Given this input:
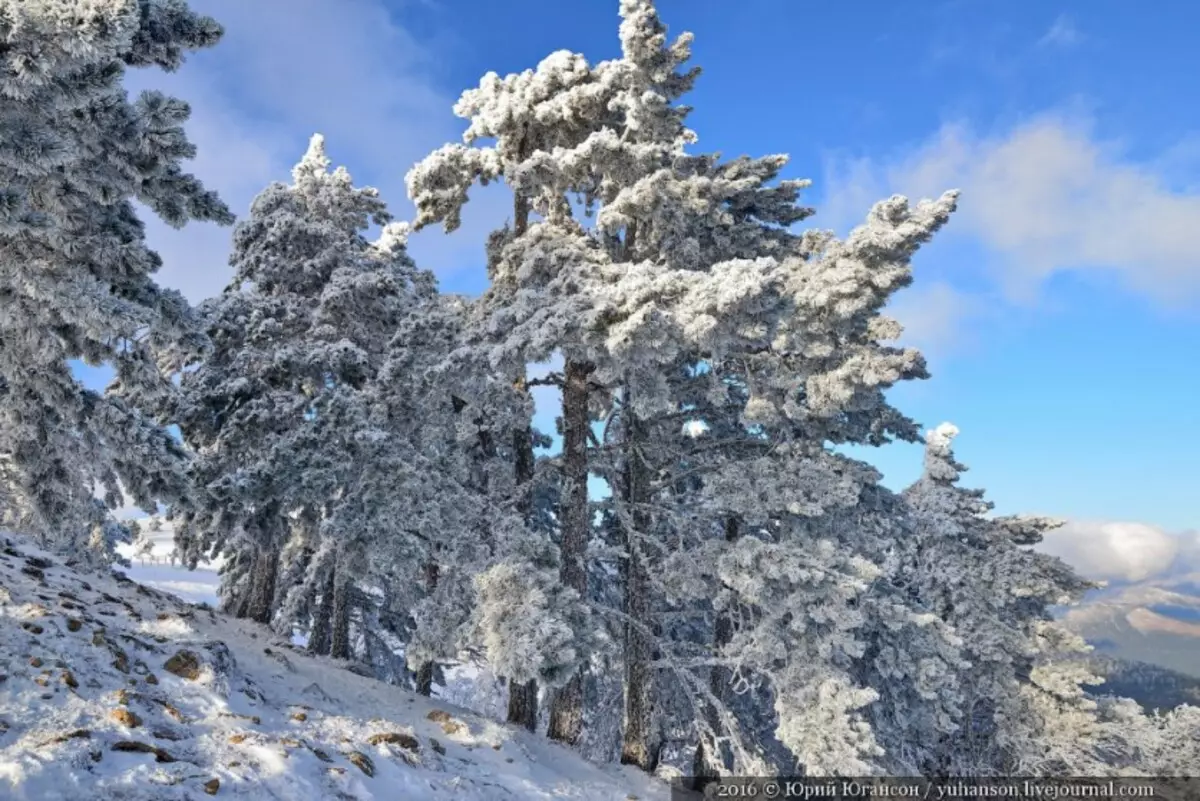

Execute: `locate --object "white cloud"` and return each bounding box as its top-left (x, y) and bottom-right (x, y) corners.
top-left (823, 114), bottom-right (1200, 311)
top-left (124, 0), bottom-right (509, 303)
top-left (886, 281), bottom-right (990, 360)
top-left (1038, 15), bottom-right (1083, 49)
top-left (1038, 520), bottom-right (1196, 583)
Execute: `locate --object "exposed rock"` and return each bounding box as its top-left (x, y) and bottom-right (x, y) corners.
top-left (346, 750), bottom-right (375, 777)
top-left (144, 673), bottom-right (159, 685)
top-left (164, 650), bottom-right (202, 680)
top-left (28, 657), bottom-right (42, 668)
top-left (311, 746), bottom-right (334, 763)
top-left (61, 670), bottom-right (77, 689)
top-left (203, 778), bottom-right (220, 795)
top-left (425, 709), bottom-right (451, 723)
top-left (110, 740), bottom-right (175, 762)
top-left (158, 701), bottom-right (185, 722)
top-left (429, 738), bottom-right (446, 755)
top-left (20, 622), bottom-right (43, 635)
top-left (228, 734), bottom-right (249, 745)
top-left (367, 732), bottom-right (419, 751)
top-left (66, 619), bottom-right (81, 632)
top-left (290, 711), bottom-right (307, 722)
top-left (39, 729), bottom-right (90, 747)
top-left (110, 708), bottom-right (142, 728)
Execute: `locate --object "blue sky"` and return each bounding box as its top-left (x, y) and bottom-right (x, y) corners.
top-left (99, 0), bottom-right (1198, 579)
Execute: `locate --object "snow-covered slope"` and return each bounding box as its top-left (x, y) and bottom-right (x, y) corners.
top-left (0, 533), bottom-right (666, 801)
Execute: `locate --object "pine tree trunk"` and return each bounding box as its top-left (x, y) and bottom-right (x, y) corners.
top-left (507, 413), bottom-right (540, 729)
top-left (415, 662), bottom-right (435, 696)
top-left (507, 677), bottom-right (538, 731)
top-left (693, 515), bottom-right (740, 783)
top-left (505, 143), bottom-right (541, 732)
top-left (620, 399), bottom-right (660, 771)
top-left (330, 572), bottom-right (352, 660)
top-left (415, 560), bottom-right (439, 696)
top-left (246, 545), bottom-right (279, 625)
top-left (309, 567), bottom-right (335, 656)
top-left (547, 358), bottom-right (593, 746)
top-left (226, 551), bottom-right (253, 619)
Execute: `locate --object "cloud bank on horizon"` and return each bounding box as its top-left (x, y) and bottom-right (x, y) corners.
top-left (1038, 521), bottom-right (1200, 585)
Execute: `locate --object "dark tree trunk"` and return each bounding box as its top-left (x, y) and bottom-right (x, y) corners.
top-left (226, 551), bottom-right (254, 619)
top-left (693, 515), bottom-right (740, 784)
top-left (330, 571), bottom-right (352, 660)
top-left (415, 560), bottom-right (439, 696)
top-left (309, 566), bottom-right (335, 656)
top-left (620, 397), bottom-right (660, 772)
top-left (507, 677), bottom-right (538, 731)
top-left (505, 142), bottom-right (541, 732)
top-left (415, 662), bottom-right (435, 696)
top-left (246, 545), bottom-right (279, 625)
top-left (547, 358), bottom-right (593, 746)
top-left (507, 409), bottom-right (540, 729)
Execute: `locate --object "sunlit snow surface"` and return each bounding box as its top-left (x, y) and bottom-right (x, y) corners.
top-left (0, 531), bottom-right (668, 800)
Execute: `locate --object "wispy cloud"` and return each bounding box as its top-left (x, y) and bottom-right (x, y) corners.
top-left (886, 281), bottom-right (992, 361)
top-left (124, 0), bottom-right (508, 304)
top-left (822, 113), bottom-right (1200, 314)
top-left (1038, 14), bottom-right (1083, 49)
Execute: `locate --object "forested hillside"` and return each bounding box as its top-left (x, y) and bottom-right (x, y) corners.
top-left (1, 0), bottom-right (1197, 794)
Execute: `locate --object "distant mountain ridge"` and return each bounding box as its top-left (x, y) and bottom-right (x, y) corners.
top-left (1058, 571), bottom-right (1200, 685)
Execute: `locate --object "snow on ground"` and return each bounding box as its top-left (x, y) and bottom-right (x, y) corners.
top-left (0, 532), bottom-right (667, 800)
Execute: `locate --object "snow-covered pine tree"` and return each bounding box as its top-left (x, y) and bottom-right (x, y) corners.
top-left (901, 423), bottom-right (1115, 775)
top-left (408, 0), bottom-right (816, 752)
top-left (407, 41), bottom-right (623, 737)
top-left (499, 2), bottom-right (964, 777)
top-left (666, 192), bottom-right (961, 779)
top-left (0, 0), bottom-right (232, 563)
top-left (175, 136), bottom-right (448, 644)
